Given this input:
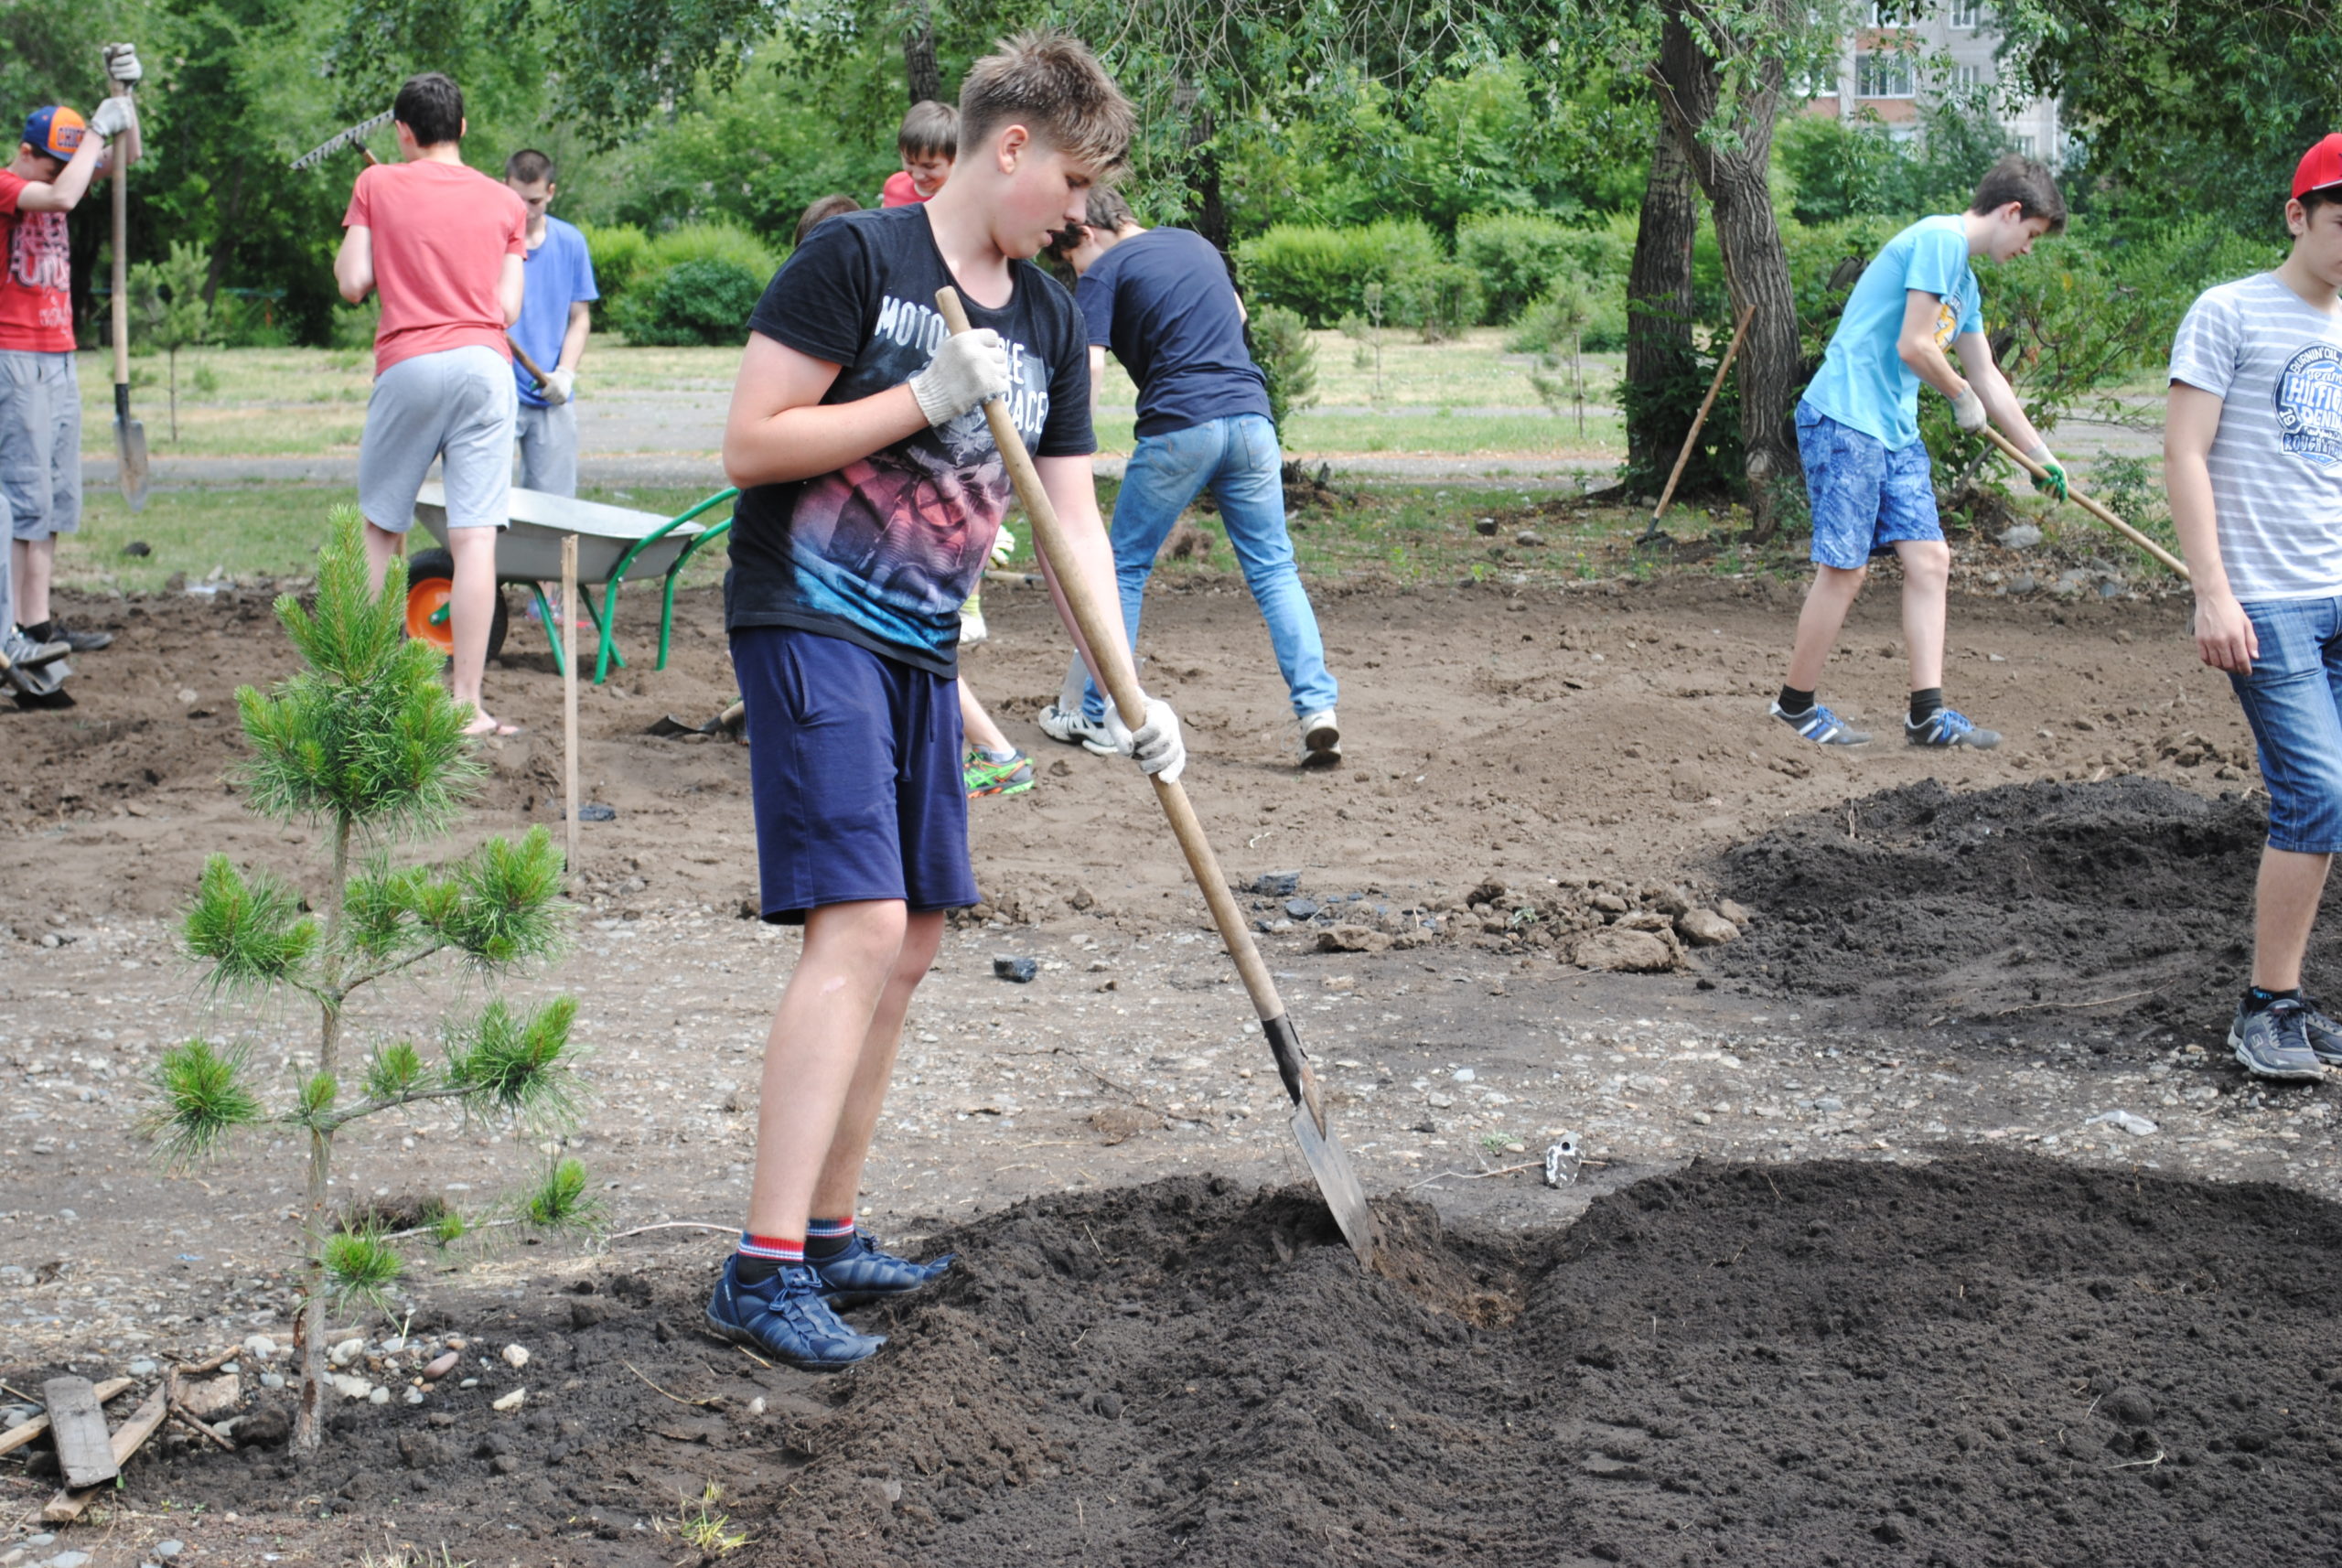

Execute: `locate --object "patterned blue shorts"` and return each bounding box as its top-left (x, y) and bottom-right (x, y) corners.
top-left (1796, 402), bottom-right (1942, 570)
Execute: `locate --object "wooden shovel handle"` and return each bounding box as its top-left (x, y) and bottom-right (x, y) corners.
top-left (1652, 303), bottom-right (1755, 525)
top-left (109, 78), bottom-right (131, 394)
top-left (932, 286), bottom-right (1325, 1128)
top-left (1979, 424), bottom-right (2190, 580)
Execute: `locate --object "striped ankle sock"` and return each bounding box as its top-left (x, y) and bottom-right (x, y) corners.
top-left (735, 1230), bottom-right (803, 1285)
top-left (804, 1214), bottom-right (857, 1261)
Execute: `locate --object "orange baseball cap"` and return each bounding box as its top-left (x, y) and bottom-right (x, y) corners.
top-left (2295, 133), bottom-right (2342, 199)
top-left (21, 107), bottom-right (86, 164)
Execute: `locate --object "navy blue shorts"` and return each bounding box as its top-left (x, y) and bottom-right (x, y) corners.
top-left (731, 627), bottom-right (976, 924)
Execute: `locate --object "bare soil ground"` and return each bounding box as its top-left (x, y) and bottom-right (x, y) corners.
top-left (7, 556), bottom-right (2341, 1566)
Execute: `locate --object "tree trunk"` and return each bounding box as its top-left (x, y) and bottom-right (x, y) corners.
top-left (1172, 74), bottom-right (1231, 256)
top-left (902, 1), bottom-right (942, 106)
top-left (1653, 0), bottom-right (1804, 540)
top-left (294, 815), bottom-right (352, 1454)
top-left (1624, 113), bottom-right (1699, 489)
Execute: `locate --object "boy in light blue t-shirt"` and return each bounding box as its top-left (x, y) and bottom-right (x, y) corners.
top-left (1773, 156), bottom-right (2068, 751)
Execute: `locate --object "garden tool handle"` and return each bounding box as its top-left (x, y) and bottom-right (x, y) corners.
top-left (109, 78), bottom-right (131, 398)
top-left (1978, 425), bottom-right (2190, 580)
top-left (934, 285), bottom-right (1327, 1132)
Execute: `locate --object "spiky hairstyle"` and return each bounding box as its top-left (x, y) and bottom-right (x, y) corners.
top-left (958, 30), bottom-right (1134, 178)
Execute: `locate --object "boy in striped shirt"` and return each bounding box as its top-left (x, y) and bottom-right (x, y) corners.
top-left (2169, 133), bottom-right (2342, 1081)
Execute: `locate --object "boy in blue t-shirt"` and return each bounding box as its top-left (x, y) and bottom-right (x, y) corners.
top-left (502, 149), bottom-right (597, 496)
top-left (1774, 156), bottom-right (2068, 750)
top-left (707, 32), bottom-right (1181, 1371)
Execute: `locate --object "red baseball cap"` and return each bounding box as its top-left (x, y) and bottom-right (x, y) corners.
top-left (2296, 134), bottom-right (2342, 199)
top-left (20, 107), bottom-right (86, 165)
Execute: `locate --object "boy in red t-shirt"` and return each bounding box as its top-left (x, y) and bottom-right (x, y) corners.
top-left (879, 101), bottom-right (956, 208)
top-left (1, 46), bottom-right (144, 697)
top-left (335, 71), bottom-right (527, 736)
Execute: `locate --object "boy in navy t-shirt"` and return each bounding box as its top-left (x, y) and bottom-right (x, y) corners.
top-left (707, 31), bottom-right (1182, 1369)
top-left (1039, 186), bottom-right (1342, 768)
top-left (1773, 156), bottom-right (2067, 751)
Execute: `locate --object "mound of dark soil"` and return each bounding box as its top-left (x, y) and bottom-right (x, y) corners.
top-left (1712, 776), bottom-right (2292, 1037)
top-left (58, 1155), bottom-right (2342, 1566)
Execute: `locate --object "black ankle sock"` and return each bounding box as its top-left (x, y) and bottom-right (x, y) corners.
top-left (1909, 687), bottom-right (1944, 724)
top-left (804, 1216), bottom-right (857, 1261)
top-left (1777, 684), bottom-right (1815, 717)
top-left (22, 619), bottom-right (53, 642)
top-left (733, 1254), bottom-right (783, 1285)
top-left (2244, 985), bottom-right (2304, 1015)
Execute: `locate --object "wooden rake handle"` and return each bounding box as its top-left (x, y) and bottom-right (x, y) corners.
top-left (932, 286), bottom-right (1327, 1132)
top-left (1651, 303), bottom-right (1756, 528)
top-left (1980, 424), bottom-right (2190, 580)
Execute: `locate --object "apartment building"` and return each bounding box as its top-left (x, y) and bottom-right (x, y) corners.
top-left (1807, 2), bottom-right (2063, 163)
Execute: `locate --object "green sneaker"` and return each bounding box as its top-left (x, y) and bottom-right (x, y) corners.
top-left (963, 748), bottom-right (1035, 799)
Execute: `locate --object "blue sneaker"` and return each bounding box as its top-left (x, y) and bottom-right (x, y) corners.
top-left (1905, 707), bottom-right (2001, 749)
top-left (1771, 700), bottom-right (1871, 746)
top-left (704, 1256), bottom-right (885, 1370)
top-left (811, 1231), bottom-right (956, 1307)
top-left (2229, 998), bottom-right (2326, 1082)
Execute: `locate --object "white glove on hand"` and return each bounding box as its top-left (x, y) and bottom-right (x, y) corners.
top-left (1103, 696), bottom-right (1186, 784)
top-left (990, 524), bottom-right (1016, 568)
top-left (908, 328), bottom-right (1009, 427)
top-left (543, 367), bottom-right (575, 406)
top-left (104, 45), bottom-right (143, 86)
top-left (87, 96), bottom-right (135, 140)
top-left (1950, 383), bottom-right (1987, 432)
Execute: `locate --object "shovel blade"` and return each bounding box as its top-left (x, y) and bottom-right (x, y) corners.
top-left (115, 406), bottom-right (148, 513)
top-left (1289, 1099), bottom-right (1378, 1267)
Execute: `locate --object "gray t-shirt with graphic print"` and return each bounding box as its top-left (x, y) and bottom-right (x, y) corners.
top-left (2170, 271), bottom-right (2342, 601)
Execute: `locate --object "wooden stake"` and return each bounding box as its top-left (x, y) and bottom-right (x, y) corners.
top-left (562, 531), bottom-right (581, 881)
top-left (1649, 303), bottom-right (1756, 536)
top-left (42, 1377), bottom-right (117, 1489)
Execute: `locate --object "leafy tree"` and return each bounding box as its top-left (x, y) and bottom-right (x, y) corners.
top-left (1246, 304), bottom-right (1318, 431)
top-left (129, 239), bottom-right (219, 440)
top-left (148, 509), bottom-right (588, 1453)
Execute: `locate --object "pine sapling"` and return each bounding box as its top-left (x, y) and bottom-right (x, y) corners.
top-left (146, 508), bottom-right (588, 1453)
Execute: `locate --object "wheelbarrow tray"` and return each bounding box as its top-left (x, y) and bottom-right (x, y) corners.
top-left (413, 482), bottom-right (701, 584)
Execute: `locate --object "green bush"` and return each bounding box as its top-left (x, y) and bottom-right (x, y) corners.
top-left (1398, 260), bottom-right (1485, 342)
top-left (1246, 304), bottom-right (1317, 432)
top-left (610, 258), bottom-right (767, 347)
top-left (1236, 220), bottom-right (1444, 328)
top-left (644, 220), bottom-right (779, 279)
top-left (579, 222), bottom-right (652, 317)
top-left (1456, 213), bottom-right (1578, 324)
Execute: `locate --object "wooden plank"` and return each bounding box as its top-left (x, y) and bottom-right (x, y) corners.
top-left (42, 1380), bottom-right (169, 1524)
top-left (0, 1378), bottom-right (131, 1459)
top-left (41, 1377), bottom-right (117, 1489)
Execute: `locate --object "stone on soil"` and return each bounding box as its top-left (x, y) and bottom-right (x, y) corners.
top-left (1572, 927), bottom-right (1675, 972)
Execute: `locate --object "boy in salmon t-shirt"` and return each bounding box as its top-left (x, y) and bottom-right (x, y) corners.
top-left (335, 71), bottom-right (527, 736)
top-left (879, 101), bottom-right (956, 209)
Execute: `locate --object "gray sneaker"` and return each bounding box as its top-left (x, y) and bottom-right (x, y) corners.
top-left (2229, 998), bottom-right (2327, 1081)
top-left (3, 628), bottom-right (70, 669)
top-left (2300, 994), bottom-right (2342, 1067)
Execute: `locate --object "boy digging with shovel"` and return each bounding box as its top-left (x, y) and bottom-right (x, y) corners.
top-left (709, 30), bottom-right (1183, 1369)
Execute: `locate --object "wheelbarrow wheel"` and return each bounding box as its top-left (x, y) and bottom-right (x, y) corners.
top-left (403, 547), bottom-right (509, 663)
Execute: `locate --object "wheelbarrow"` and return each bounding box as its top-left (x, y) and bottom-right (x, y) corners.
top-left (404, 483), bottom-right (736, 682)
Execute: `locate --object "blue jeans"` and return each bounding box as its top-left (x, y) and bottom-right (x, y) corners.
top-left (2229, 594), bottom-right (2342, 854)
top-left (1077, 413), bottom-right (1338, 722)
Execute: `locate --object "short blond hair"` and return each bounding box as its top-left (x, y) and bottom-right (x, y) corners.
top-left (958, 30), bottom-right (1134, 177)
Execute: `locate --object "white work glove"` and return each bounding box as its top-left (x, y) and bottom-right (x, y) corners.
top-left (103, 45), bottom-right (143, 86)
top-left (1103, 696), bottom-right (1185, 784)
top-left (908, 328), bottom-right (1009, 427)
top-left (543, 367), bottom-right (575, 406)
top-left (990, 524), bottom-right (1016, 568)
top-left (87, 96), bottom-right (135, 140)
top-left (1949, 382), bottom-right (1987, 432)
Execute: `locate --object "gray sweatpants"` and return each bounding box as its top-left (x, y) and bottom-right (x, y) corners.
top-left (514, 398), bottom-right (578, 497)
top-left (356, 344), bottom-right (516, 533)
